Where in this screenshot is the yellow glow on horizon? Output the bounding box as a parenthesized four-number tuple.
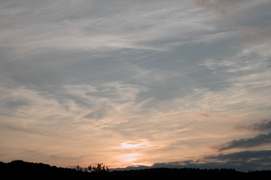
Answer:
(116, 153, 142, 163)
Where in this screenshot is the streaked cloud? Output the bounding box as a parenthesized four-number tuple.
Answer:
(195, 1, 227, 17)
(0, 0, 271, 170)
(115, 139, 154, 149)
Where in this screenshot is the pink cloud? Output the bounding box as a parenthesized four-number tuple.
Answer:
(195, 1, 227, 17)
(238, 26, 271, 44)
(200, 114, 210, 118)
(196, 1, 271, 45)
(195, 0, 249, 18)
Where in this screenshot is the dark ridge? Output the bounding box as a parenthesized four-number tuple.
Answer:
(0, 160, 271, 180)
(0, 160, 89, 179)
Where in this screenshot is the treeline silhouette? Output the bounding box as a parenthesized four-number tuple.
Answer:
(0, 160, 270, 180)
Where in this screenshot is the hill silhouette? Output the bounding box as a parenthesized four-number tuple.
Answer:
(0, 160, 270, 180)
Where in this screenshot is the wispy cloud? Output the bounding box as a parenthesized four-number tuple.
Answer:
(114, 139, 154, 149)
(195, 0, 271, 44)
(0, 0, 218, 54)
(195, 0, 252, 17)
(1, 0, 271, 169)
(195, 1, 227, 17)
(124, 64, 180, 85)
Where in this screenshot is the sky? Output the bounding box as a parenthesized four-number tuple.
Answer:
(0, 0, 271, 172)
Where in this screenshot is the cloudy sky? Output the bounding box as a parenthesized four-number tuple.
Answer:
(1, 0, 271, 172)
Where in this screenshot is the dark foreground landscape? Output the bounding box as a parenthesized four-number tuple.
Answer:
(1, 160, 270, 180)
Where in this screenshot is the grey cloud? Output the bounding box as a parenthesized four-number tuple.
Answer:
(213, 133, 271, 152)
(85, 82, 147, 101)
(0, 123, 53, 137)
(3, 99, 31, 109)
(0, 0, 256, 101)
(211, 120, 271, 152)
(204, 150, 271, 162)
(0, 0, 233, 54)
(63, 94, 91, 108)
(234, 120, 271, 132)
(195, 1, 261, 23)
(84, 106, 112, 120)
(113, 150, 271, 172)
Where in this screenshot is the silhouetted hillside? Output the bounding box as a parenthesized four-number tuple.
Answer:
(0, 160, 90, 179)
(0, 160, 270, 180)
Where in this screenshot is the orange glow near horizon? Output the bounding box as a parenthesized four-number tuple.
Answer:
(116, 153, 142, 163)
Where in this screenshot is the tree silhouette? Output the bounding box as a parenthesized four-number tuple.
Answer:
(76, 165, 83, 171)
(76, 163, 109, 173)
(91, 163, 109, 173)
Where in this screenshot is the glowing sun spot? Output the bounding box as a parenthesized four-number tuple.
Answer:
(116, 153, 142, 162)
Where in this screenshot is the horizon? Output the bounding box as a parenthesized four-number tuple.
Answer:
(0, 0, 271, 172)
(0, 159, 264, 173)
